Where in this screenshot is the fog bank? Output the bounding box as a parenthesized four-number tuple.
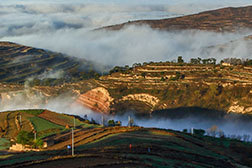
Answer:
(1, 1, 252, 67)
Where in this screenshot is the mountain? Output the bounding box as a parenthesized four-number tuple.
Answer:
(0, 42, 102, 84)
(104, 6, 252, 32)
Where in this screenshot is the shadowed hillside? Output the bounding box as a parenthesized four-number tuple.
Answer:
(0, 42, 102, 84)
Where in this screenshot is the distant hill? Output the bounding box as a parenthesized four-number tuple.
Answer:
(104, 6, 252, 32)
(0, 42, 103, 84)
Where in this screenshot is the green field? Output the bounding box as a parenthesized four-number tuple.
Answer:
(29, 117, 64, 132)
(0, 138, 10, 150)
(19, 109, 44, 116)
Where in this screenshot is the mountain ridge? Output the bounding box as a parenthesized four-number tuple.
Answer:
(103, 5, 252, 32)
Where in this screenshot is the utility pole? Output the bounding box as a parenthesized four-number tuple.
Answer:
(191, 128, 194, 135)
(128, 116, 131, 127)
(34, 131, 37, 141)
(72, 128, 74, 156)
(74, 117, 76, 129)
(19, 114, 22, 126)
(101, 115, 104, 126)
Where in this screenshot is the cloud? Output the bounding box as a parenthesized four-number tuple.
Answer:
(1, 1, 252, 68)
(113, 112, 252, 138)
(2, 25, 252, 67)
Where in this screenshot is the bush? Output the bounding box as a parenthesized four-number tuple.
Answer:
(194, 129, 206, 136)
(32, 139, 44, 149)
(17, 131, 34, 145)
(108, 120, 115, 126)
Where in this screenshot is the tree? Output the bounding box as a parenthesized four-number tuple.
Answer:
(190, 58, 200, 64)
(108, 120, 115, 126)
(17, 131, 34, 145)
(243, 134, 250, 142)
(194, 129, 206, 136)
(182, 129, 188, 133)
(177, 56, 184, 63)
(207, 125, 218, 137)
(33, 139, 44, 149)
(141, 72, 146, 78)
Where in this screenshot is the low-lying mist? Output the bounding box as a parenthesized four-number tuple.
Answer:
(1, 0, 252, 70)
(3, 26, 252, 68)
(1, 92, 252, 138)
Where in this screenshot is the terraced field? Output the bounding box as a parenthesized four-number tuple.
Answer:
(104, 6, 252, 33)
(0, 42, 100, 83)
(95, 63, 252, 116)
(0, 127, 251, 167)
(38, 110, 83, 127)
(0, 110, 96, 141)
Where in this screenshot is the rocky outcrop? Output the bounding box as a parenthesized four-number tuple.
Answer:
(228, 102, 252, 114)
(76, 87, 113, 114)
(9, 143, 39, 152)
(120, 94, 160, 108)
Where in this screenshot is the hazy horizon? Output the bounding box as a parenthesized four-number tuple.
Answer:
(1, 0, 252, 67)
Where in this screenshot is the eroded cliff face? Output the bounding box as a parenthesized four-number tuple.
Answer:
(75, 87, 113, 114)
(228, 101, 252, 114)
(119, 94, 160, 110)
(75, 88, 163, 114)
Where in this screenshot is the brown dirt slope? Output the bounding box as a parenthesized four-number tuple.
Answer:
(104, 6, 252, 32)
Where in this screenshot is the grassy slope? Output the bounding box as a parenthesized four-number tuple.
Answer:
(0, 110, 95, 142)
(0, 138, 10, 150)
(0, 127, 251, 168)
(28, 117, 64, 132)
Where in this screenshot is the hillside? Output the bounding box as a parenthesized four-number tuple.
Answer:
(0, 42, 101, 84)
(0, 110, 251, 167)
(0, 109, 97, 150)
(104, 6, 252, 32)
(76, 62, 252, 116)
(1, 62, 252, 117)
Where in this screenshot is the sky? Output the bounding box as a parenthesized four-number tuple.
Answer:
(1, 0, 252, 67)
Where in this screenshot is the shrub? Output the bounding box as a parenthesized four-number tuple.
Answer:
(194, 129, 206, 136)
(17, 131, 34, 145)
(108, 120, 115, 126)
(32, 139, 44, 149)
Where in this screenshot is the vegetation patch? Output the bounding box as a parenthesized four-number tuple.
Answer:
(0, 138, 10, 150)
(29, 117, 64, 133)
(19, 109, 44, 116)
